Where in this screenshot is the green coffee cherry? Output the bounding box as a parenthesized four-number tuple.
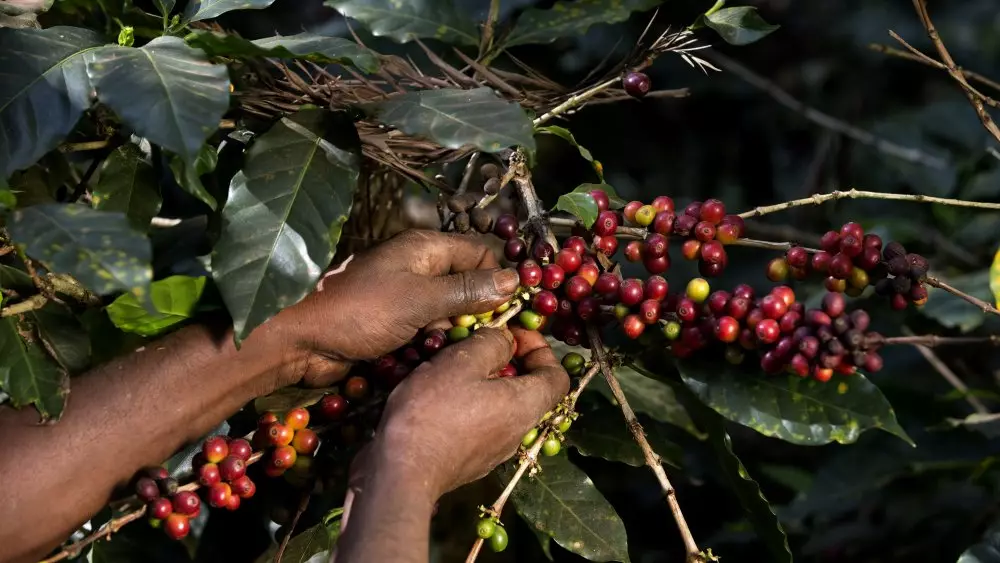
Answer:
(521, 428, 539, 447)
(663, 321, 682, 340)
(447, 326, 470, 341)
(518, 310, 544, 331)
(489, 525, 509, 552)
(561, 352, 586, 376)
(542, 436, 561, 457)
(477, 518, 496, 539)
(557, 418, 573, 433)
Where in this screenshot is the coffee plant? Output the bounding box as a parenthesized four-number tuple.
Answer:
(3, 0, 1000, 562)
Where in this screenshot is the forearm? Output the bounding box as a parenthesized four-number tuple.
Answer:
(0, 319, 300, 563)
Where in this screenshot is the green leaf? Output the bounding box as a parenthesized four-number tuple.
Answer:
(27, 304, 92, 373)
(254, 520, 340, 563)
(677, 360, 913, 446)
(87, 36, 231, 164)
(0, 264, 33, 289)
(554, 192, 599, 228)
(990, 244, 1000, 309)
(676, 382, 792, 563)
(505, 0, 660, 47)
(168, 144, 219, 210)
(185, 30, 379, 74)
(154, 0, 176, 16)
(255, 386, 338, 414)
(106, 275, 206, 337)
(566, 405, 682, 469)
(704, 6, 780, 46)
(920, 270, 994, 332)
(589, 364, 703, 438)
(0, 317, 67, 420)
(362, 87, 535, 153)
(500, 454, 631, 563)
(7, 204, 152, 298)
(183, 0, 276, 23)
(323, 0, 477, 46)
(0, 26, 106, 177)
(212, 109, 360, 343)
(537, 125, 603, 181)
(959, 519, 1000, 563)
(0, 189, 16, 210)
(92, 144, 162, 232)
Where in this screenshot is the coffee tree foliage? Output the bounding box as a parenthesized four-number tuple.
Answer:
(2, 0, 1000, 562)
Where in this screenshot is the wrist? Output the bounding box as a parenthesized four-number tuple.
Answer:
(366, 434, 442, 505)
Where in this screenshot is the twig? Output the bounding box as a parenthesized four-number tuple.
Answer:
(533, 76, 620, 127)
(42, 451, 265, 562)
(0, 294, 48, 317)
(585, 324, 704, 563)
(869, 43, 1000, 98)
(873, 334, 1000, 347)
(924, 276, 1000, 317)
(0, 273, 100, 318)
(727, 238, 821, 254)
(737, 188, 1000, 219)
(909, 0, 1000, 143)
(274, 488, 313, 563)
(902, 327, 989, 415)
(705, 49, 948, 169)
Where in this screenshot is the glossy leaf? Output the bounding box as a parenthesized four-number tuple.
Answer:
(990, 244, 1000, 308)
(0, 26, 105, 177)
(183, 0, 277, 23)
(362, 87, 535, 153)
(212, 109, 360, 343)
(324, 0, 477, 46)
(554, 191, 598, 228)
(185, 30, 379, 73)
(27, 304, 92, 373)
(87, 36, 231, 164)
(255, 386, 338, 414)
(537, 125, 603, 181)
(588, 363, 703, 438)
(500, 454, 631, 562)
(106, 275, 206, 337)
(704, 7, 780, 46)
(678, 360, 912, 446)
(254, 521, 340, 563)
(920, 270, 994, 332)
(506, 0, 660, 47)
(92, 143, 162, 231)
(7, 204, 152, 298)
(566, 406, 682, 469)
(169, 144, 219, 210)
(0, 317, 66, 420)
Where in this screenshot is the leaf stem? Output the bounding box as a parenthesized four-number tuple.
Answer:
(585, 324, 705, 563)
(737, 188, 1000, 219)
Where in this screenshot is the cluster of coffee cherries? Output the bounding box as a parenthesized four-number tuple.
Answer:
(768, 222, 930, 309)
(252, 408, 320, 483)
(654, 278, 884, 380)
(134, 467, 204, 540)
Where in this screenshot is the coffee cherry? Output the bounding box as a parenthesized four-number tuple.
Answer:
(502, 238, 525, 262)
(755, 319, 780, 344)
(217, 455, 245, 482)
(562, 236, 588, 255)
(231, 475, 256, 499)
(172, 491, 200, 516)
(623, 71, 651, 98)
(828, 253, 853, 279)
(786, 247, 809, 268)
(681, 239, 701, 261)
(700, 241, 725, 264)
(809, 251, 831, 273)
(644, 276, 668, 301)
(518, 310, 545, 331)
(699, 261, 725, 277)
(622, 315, 645, 339)
(271, 445, 298, 470)
(542, 436, 562, 456)
(618, 279, 644, 306)
(706, 290, 729, 315)
(522, 428, 539, 448)
(694, 221, 716, 242)
(700, 198, 726, 224)
(653, 211, 675, 235)
(759, 295, 788, 320)
(623, 201, 642, 223)
(789, 354, 810, 377)
(535, 265, 564, 291)
(715, 316, 740, 343)
(561, 352, 586, 375)
(477, 518, 497, 540)
(595, 235, 618, 256)
(907, 253, 929, 278)
(553, 251, 583, 277)
(883, 241, 907, 261)
(577, 262, 600, 285)
(725, 296, 750, 320)
(198, 463, 221, 487)
(202, 437, 229, 464)
(594, 210, 618, 236)
(291, 428, 320, 456)
(624, 241, 643, 262)
(643, 254, 669, 274)
(663, 321, 682, 340)
(282, 408, 309, 432)
(158, 477, 179, 497)
(590, 189, 611, 212)
(562, 323, 585, 346)
(651, 195, 674, 213)
(576, 297, 600, 321)
(563, 275, 592, 302)
(136, 477, 160, 503)
(839, 235, 862, 258)
(642, 233, 668, 258)
(766, 257, 789, 282)
(592, 273, 618, 296)
(319, 394, 348, 420)
(891, 275, 912, 294)
(634, 205, 656, 226)
(532, 241, 555, 263)
(533, 290, 559, 316)
(493, 214, 518, 240)
(732, 284, 754, 300)
(686, 278, 711, 303)
(164, 513, 190, 540)
(684, 201, 702, 218)
(148, 496, 173, 520)
(856, 247, 881, 271)
(207, 482, 232, 508)
(910, 284, 929, 306)
(639, 300, 661, 324)
(489, 524, 509, 553)
(345, 375, 369, 400)
(673, 214, 697, 237)
(264, 422, 293, 447)
(715, 223, 740, 244)
(840, 222, 864, 239)
(558, 417, 573, 433)
(863, 352, 884, 373)
(760, 350, 785, 374)
(820, 231, 841, 253)
(676, 298, 697, 323)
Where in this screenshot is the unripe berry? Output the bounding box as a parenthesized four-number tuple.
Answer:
(594, 210, 618, 236)
(489, 524, 509, 553)
(715, 316, 740, 343)
(623, 201, 643, 223)
(681, 239, 701, 261)
(634, 205, 656, 226)
(453, 314, 477, 328)
(271, 445, 298, 470)
(820, 231, 841, 253)
(622, 315, 645, 339)
(825, 276, 847, 293)
(518, 259, 543, 287)
(164, 513, 190, 540)
(231, 475, 256, 499)
(624, 240, 643, 262)
(686, 278, 710, 303)
(663, 321, 682, 340)
(910, 283, 929, 306)
(172, 491, 200, 516)
(207, 482, 232, 508)
(618, 279, 644, 307)
(518, 310, 545, 331)
(652, 196, 675, 213)
(643, 254, 669, 274)
(700, 241, 725, 264)
(694, 221, 716, 242)
(716, 223, 741, 244)
(653, 211, 675, 235)
(522, 428, 539, 448)
(284, 408, 310, 431)
(319, 394, 348, 421)
(477, 518, 497, 540)
(565, 275, 593, 301)
(755, 319, 780, 344)
(345, 376, 369, 400)
(532, 290, 559, 316)
(639, 300, 661, 325)
(786, 247, 809, 268)
(561, 352, 586, 376)
(291, 428, 320, 455)
(766, 257, 789, 282)
(202, 437, 229, 464)
(829, 253, 853, 279)
(676, 298, 697, 323)
(136, 477, 160, 503)
(595, 235, 618, 256)
(700, 198, 726, 224)
(577, 262, 600, 285)
(848, 267, 869, 289)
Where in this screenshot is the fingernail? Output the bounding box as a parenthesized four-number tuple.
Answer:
(493, 268, 520, 295)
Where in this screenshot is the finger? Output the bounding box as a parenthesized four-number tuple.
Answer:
(510, 327, 553, 362)
(420, 267, 519, 319)
(384, 230, 499, 276)
(425, 327, 514, 381)
(494, 333, 570, 426)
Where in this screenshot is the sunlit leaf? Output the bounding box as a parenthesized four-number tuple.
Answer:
(185, 30, 379, 73)
(106, 275, 206, 337)
(0, 317, 67, 421)
(324, 0, 477, 46)
(183, 0, 276, 23)
(554, 191, 598, 227)
(92, 143, 162, 232)
(704, 6, 780, 46)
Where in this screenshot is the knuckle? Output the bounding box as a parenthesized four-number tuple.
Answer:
(456, 270, 481, 305)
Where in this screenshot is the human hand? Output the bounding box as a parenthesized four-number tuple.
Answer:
(349, 327, 570, 500)
(272, 230, 520, 388)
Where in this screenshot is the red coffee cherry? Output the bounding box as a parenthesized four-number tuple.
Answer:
(562, 236, 588, 256)
(755, 319, 781, 344)
(726, 296, 751, 320)
(284, 408, 310, 431)
(820, 231, 841, 253)
(639, 300, 661, 324)
(652, 211, 675, 235)
(699, 260, 726, 278)
(822, 292, 846, 317)
(759, 295, 788, 320)
(532, 241, 555, 263)
(590, 189, 611, 212)
(828, 253, 853, 279)
(518, 259, 543, 287)
(644, 233, 669, 258)
(172, 491, 201, 516)
(219, 455, 246, 482)
(700, 241, 725, 264)
(643, 254, 669, 274)
(532, 290, 559, 316)
(319, 394, 348, 421)
(681, 239, 701, 261)
(207, 482, 232, 508)
(541, 264, 565, 290)
(684, 201, 702, 218)
(786, 247, 809, 268)
(840, 221, 864, 239)
(136, 477, 160, 503)
(576, 296, 600, 321)
(198, 463, 221, 487)
(716, 223, 741, 244)
(504, 238, 527, 262)
(594, 210, 618, 236)
(271, 445, 298, 470)
(779, 311, 801, 333)
(226, 494, 242, 511)
(694, 221, 716, 242)
(565, 276, 593, 301)
(732, 284, 754, 300)
(493, 214, 519, 240)
(345, 376, 369, 400)
(811, 251, 832, 273)
(624, 241, 643, 262)
(789, 354, 810, 377)
(623, 72, 651, 98)
(707, 290, 730, 315)
(863, 233, 883, 249)
(672, 214, 697, 237)
(291, 428, 320, 456)
(164, 514, 190, 540)
(230, 475, 256, 499)
(699, 198, 726, 224)
(644, 276, 668, 301)
(227, 439, 252, 462)
(676, 298, 698, 323)
(715, 316, 740, 343)
(149, 497, 173, 520)
(555, 249, 583, 273)
(265, 423, 294, 447)
(618, 279, 644, 307)
(594, 273, 620, 295)
(652, 196, 675, 213)
(856, 247, 881, 271)
(622, 315, 645, 339)
(595, 235, 618, 256)
(623, 201, 642, 223)
(839, 235, 862, 258)
(202, 436, 229, 464)
(577, 262, 600, 285)
(760, 350, 785, 374)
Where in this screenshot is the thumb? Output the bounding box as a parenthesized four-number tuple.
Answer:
(423, 267, 519, 320)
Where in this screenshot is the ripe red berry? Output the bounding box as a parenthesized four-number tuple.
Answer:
(639, 300, 661, 324)
(676, 297, 697, 323)
(694, 221, 716, 242)
(623, 71, 651, 98)
(779, 311, 801, 333)
(561, 236, 587, 255)
(681, 239, 701, 261)
(555, 250, 583, 274)
(319, 394, 348, 420)
(207, 482, 232, 508)
(619, 278, 644, 306)
(863, 233, 882, 249)
(198, 463, 221, 487)
(731, 284, 753, 300)
(532, 241, 555, 263)
(219, 455, 246, 482)
(202, 436, 229, 464)
(345, 375, 368, 400)
(684, 201, 702, 218)
(164, 513, 190, 540)
(595, 235, 618, 256)
(759, 295, 788, 320)
(624, 240, 643, 262)
(813, 367, 834, 382)
(819, 231, 840, 253)
(532, 290, 559, 316)
(622, 315, 645, 339)
(226, 494, 241, 511)
(856, 247, 881, 271)
(828, 253, 853, 279)
(789, 354, 810, 377)
(652, 211, 675, 235)
(725, 296, 750, 320)
(910, 284, 929, 306)
(706, 290, 729, 315)
(518, 260, 543, 287)
(590, 273, 617, 296)
(820, 292, 846, 318)
(576, 296, 600, 321)
(291, 428, 320, 456)
(644, 233, 668, 258)
(863, 352, 884, 373)
(715, 316, 740, 343)
(136, 477, 160, 503)
(577, 262, 600, 285)
(284, 408, 310, 431)
(565, 276, 593, 301)
(786, 247, 809, 268)
(623, 201, 643, 223)
(265, 422, 294, 446)
(840, 222, 864, 239)
(700, 199, 726, 224)
(700, 241, 725, 264)
(652, 196, 675, 213)
(594, 210, 618, 236)
(230, 475, 255, 499)
(271, 445, 298, 470)
(493, 214, 519, 240)
(172, 491, 201, 516)
(839, 235, 862, 258)
(590, 190, 611, 212)
(699, 260, 725, 278)
(766, 257, 789, 282)
(225, 439, 251, 462)
(755, 319, 781, 344)
(643, 254, 669, 274)
(644, 276, 668, 301)
(556, 299, 574, 318)
(672, 214, 697, 236)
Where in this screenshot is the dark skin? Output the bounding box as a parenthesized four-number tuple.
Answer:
(0, 230, 569, 563)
